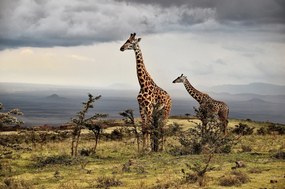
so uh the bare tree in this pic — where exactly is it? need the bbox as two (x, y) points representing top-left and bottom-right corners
(84, 116), (107, 153)
(119, 109), (141, 153)
(71, 94), (106, 157)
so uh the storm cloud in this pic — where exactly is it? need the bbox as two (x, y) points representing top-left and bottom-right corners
(0, 0), (284, 50)
(117, 0), (285, 24)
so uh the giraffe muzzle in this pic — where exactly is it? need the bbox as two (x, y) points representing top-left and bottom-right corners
(120, 47), (125, 51)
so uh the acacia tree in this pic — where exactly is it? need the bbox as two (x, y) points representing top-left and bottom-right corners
(181, 104), (237, 187)
(120, 105), (166, 153)
(119, 109), (141, 153)
(71, 94), (107, 157)
(84, 116), (107, 153)
(0, 103), (24, 129)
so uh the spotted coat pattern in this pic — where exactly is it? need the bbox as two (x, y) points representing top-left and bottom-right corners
(120, 33), (172, 150)
(173, 74), (229, 133)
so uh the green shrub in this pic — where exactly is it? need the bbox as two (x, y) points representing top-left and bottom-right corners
(80, 148), (92, 156)
(273, 151), (285, 160)
(219, 175), (242, 186)
(257, 123), (285, 135)
(0, 178), (33, 189)
(0, 160), (12, 177)
(165, 123), (182, 136)
(219, 144), (233, 153)
(59, 181), (80, 189)
(110, 129), (124, 140)
(95, 176), (122, 189)
(33, 154), (73, 168)
(175, 124), (235, 155)
(181, 171), (198, 184)
(257, 127), (268, 135)
(248, 167), (263, 174)
(241, 145), (252, 152)
(232, 123), (254, 135)
(151, 179), (180, 189)
(170, 105), (236, 156)
(267, 123), (285, 135)
(219, 171), (250, 186)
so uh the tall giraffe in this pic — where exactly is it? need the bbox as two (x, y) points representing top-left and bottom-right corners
(173, 74), (229, 133)
(120, 33), (172, 151)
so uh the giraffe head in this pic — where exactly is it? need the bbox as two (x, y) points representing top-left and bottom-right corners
(172, 74), (187, 83)
(120, 33), (141, 51)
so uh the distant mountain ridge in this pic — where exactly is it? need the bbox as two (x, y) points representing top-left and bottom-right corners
(46, 94), (68, 101)
(210, 82), (285, 95)
(1, 82), (285, 125)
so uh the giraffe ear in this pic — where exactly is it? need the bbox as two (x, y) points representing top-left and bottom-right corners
(138, 38), (141, 42)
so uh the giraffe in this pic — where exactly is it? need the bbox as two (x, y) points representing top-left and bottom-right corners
(172, 74), (229, 133)
(120, 33), (172, 151)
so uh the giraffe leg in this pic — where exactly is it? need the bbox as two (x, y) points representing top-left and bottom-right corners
(218, 109), (229, 135)
(139, 108), (147, 151)
(138, 104), (151, 152)
(160, 103), (171, 151)
(145, 108), (152, 152)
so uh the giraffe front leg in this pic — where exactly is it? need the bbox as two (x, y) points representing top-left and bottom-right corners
(222, 119), (228, 135)
(218, 109), (229, 135)
(144, 115), (152, 153)
(138, 105), (150, 152)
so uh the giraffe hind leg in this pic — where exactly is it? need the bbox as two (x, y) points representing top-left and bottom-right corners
(218, 110), (229, 135)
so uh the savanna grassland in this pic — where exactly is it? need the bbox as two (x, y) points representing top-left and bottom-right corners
(0, 118), (285, 189)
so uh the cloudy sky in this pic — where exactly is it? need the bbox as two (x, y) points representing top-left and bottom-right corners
(0, 0), (284, 91)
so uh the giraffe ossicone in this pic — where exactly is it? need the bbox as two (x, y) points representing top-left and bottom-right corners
(120, 33), (172, 151)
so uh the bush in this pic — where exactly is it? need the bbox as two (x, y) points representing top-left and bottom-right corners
(181, 171), (198, 184)
(59, 181), (80, 189)
(241, 145), (252, 152)
(0, 178), (33, 189)
(257, 127), (268, 135)
(0, 103), (24, 128)
(151, 180), (179, 189)
(175, 123), (235, 155)
(170, 105), (236, 155)
(110, 129), (124, 140)
(267, 123), (285, 135)
(33, 154), (73, 168)
(273, 151), (285, 160)
(178, 133), (203, 154)
(257, 124), (285, 135)
(165, 123), (182, 136)
(95, 176), (122, 189)
(248, 167), (263, 174)
(181, 156), (214, 187)
(219, 175), (242, 186)
(232, 123), (254, 135)
(80, 148), (92, 156)
(219, 144), (233, 153)
(219, 171), (250, 186)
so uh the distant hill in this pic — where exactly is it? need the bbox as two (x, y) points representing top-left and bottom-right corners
(210, 83), (285, 95)
(1, 82), (285, 124)
(46, 94), (68, 101)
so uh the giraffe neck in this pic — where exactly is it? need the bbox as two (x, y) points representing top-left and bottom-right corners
(134, 46), (156, 89)
(183, 79), (206, 104)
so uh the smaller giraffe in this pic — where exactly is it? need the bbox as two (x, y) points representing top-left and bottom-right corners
(173, 74), (229, 133)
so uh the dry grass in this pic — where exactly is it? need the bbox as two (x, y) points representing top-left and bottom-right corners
(0, 119), (285, 188)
